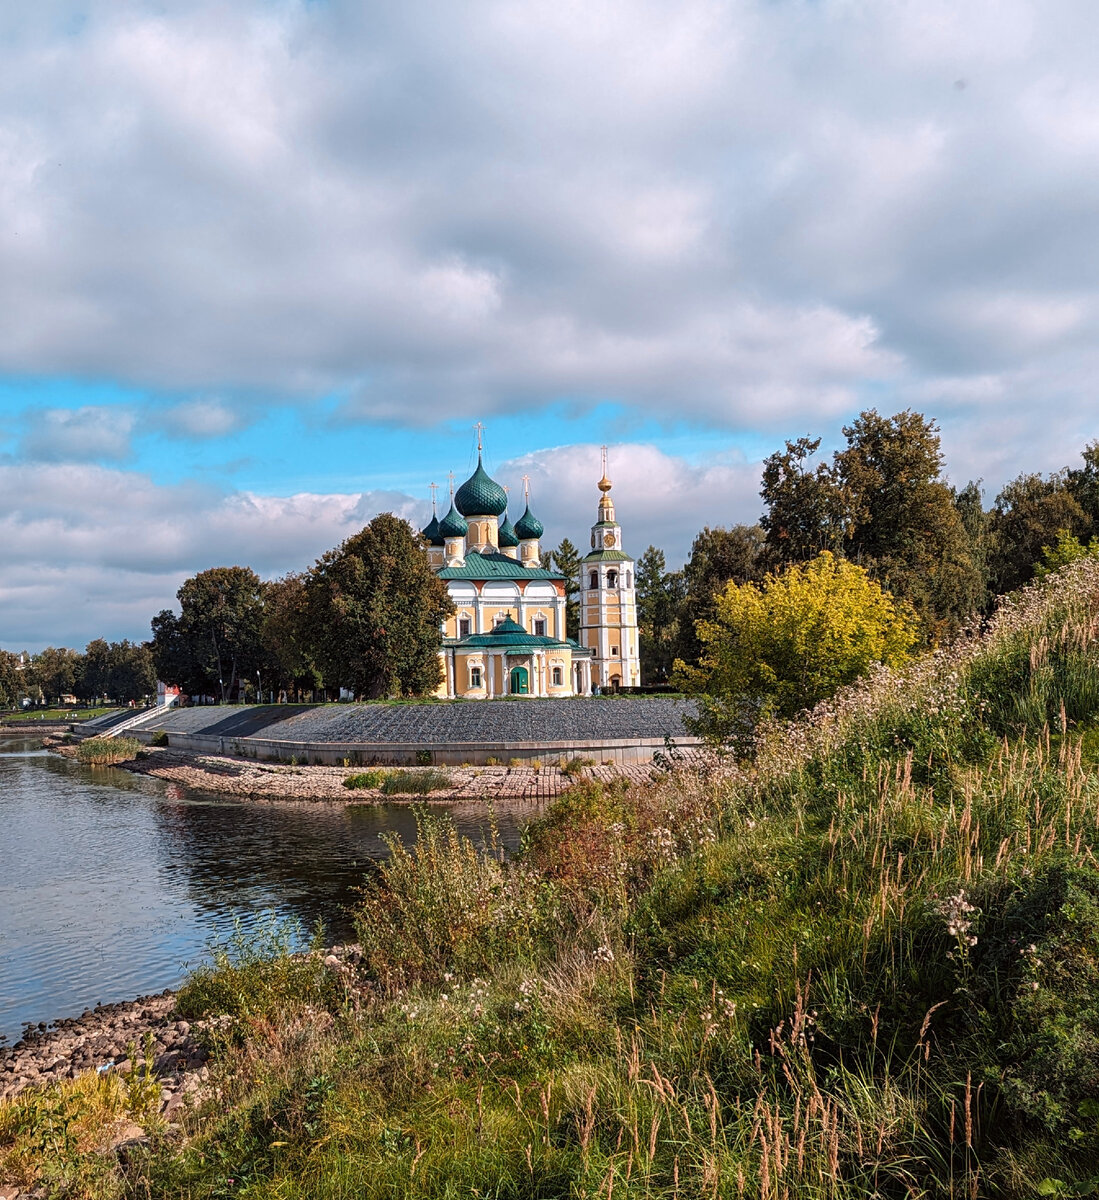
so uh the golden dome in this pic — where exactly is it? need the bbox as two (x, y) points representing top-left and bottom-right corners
(597, 474), (613, 493)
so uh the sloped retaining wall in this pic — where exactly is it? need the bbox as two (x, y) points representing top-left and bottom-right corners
(131, 729), (699, 767)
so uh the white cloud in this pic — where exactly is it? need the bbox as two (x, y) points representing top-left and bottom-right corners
(0, 0), (1094, 441)
(157, 397), (251, 438)
(20, 407), (135, 462)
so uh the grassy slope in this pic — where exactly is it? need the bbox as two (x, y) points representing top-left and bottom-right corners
(7, 560), (1099, 1198)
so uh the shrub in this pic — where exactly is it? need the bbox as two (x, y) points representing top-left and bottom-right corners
(76, 736), (140, 765)
(344, 769), (388, 790)
(415, 748), (433, 766)
(150, 730), (169, 746)
(380, 769), (449, 795)
(561, 756), (594, 778)
(176, 917), (337, 1021)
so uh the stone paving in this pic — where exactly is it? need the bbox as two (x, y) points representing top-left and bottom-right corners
(128, 697), (696, 745)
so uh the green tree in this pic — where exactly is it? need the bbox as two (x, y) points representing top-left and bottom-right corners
(952, 480), (991, 611)
(834, 410), (983, 637)
(674, 525), (765, 668)
(108, 641), (156, 703)
(151, 566), (266, 701)
(32, 646), (81, 705)
(304, 514), (453, 699)
(261, 573), (321, 699)
(1066, 441), (1099, 529)
(551, 538), (581, 639)
(988, 473), (1089, 595)
(760, 437), (850, 565)
(1034, 530), (1099, 580)
(0, 650), (25, 707)
(79, 638), (112, 702)
(636, 546), (686, 684)
(676, 551), (918, 739)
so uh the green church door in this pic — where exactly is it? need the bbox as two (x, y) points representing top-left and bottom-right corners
(510, 666), (529, 695)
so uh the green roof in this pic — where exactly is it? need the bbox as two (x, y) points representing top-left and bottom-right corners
(439, 550), (563, 581)
(421, 513), (444, 546)
(581, 549), (632, 563)
(455, 455), (508, 517)
(449, 615), (570, 649)
(514, 503), (544, 540)
(439, 502), (468, 538)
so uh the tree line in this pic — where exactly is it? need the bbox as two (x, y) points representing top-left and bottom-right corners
(0, 640), (155, 708)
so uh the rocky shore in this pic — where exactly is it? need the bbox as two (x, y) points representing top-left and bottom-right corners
(45, 737), (663, 804)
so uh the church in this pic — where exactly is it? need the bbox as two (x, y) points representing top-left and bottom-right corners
(421, 447), (641, 699)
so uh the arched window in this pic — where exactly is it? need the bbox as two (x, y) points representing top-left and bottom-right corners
(589, 571), (598, 590)
(626, 570), (632, 588)
(534, 616), (547, 637)
(608, 570), (618, 588)
(551, 666), (563, 686)
(458, 615), (471, 638)
(470, 666), (482, 688)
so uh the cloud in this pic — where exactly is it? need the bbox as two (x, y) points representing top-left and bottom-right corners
(156, 397), (252, 439)
(0, 442), (763, 649)
(20, 406), (135, 462)
(0, 0), (1095, 445)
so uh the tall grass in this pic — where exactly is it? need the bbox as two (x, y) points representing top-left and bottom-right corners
(14, 557), (1099, 1198)
(76, 735), (140, 765)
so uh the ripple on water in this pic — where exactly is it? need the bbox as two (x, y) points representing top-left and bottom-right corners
(0, 734), (520, 1043)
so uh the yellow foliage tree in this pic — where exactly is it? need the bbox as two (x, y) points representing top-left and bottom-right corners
(675, 551), (918, 734)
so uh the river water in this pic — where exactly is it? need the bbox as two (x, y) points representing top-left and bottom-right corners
(0, 733), (521, 1045)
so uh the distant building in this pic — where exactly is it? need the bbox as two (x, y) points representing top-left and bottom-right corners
(422, 445), (640, 698)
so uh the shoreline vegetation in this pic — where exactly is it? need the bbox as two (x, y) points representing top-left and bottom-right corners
(6, 558), (1099, 1196)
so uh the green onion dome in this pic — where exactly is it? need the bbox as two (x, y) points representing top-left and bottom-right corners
(455, 455), (508, 517)
(514, 503), (544, 540)
(421, 513), (444, 546)
(497, 514), (519, 548)
(438, 501), (468, 538)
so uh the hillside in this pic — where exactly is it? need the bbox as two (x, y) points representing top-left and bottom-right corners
(6, 557), (1099, 1198)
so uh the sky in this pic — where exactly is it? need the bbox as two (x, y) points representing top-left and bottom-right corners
(2, 0), (1098, 651)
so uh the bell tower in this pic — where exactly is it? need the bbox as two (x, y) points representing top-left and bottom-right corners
(578, 448), (640, 691)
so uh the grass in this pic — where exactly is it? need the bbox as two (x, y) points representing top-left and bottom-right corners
(11, 557), (1099, 1197)
(3, 706), (114, 722)
(76, 736), (141, 765)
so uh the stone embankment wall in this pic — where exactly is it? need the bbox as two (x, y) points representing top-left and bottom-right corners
(80, 697), (701, 767)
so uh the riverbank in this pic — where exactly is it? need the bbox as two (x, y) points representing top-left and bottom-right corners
(44, 736), (665, 804)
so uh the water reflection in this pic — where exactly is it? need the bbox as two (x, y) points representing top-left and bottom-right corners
(0, 734), (522, 1043)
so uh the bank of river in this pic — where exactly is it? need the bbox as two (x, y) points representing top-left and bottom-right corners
(0, 733), (523, 1047)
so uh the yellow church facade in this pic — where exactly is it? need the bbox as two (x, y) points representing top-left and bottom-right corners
(421, 449), (640, 699)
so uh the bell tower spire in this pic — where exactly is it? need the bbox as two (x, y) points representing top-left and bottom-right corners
(578, 448), (640, 690)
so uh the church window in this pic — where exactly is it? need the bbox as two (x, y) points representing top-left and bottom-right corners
(534, 618), (546, 637)
(470, 666), (482, 688)
(458, 616), (471, 638)
(589, 571), (598, 589)
(626, 570), (632, 588)
(552, 666), (563, 686)
(611, 646), (619, 655)
(608, 570), (618, 588)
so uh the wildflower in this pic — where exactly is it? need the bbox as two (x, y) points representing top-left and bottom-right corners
(593, 945), (615, 964)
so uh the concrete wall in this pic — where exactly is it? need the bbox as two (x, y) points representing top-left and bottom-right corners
(131, 728), (701, 766)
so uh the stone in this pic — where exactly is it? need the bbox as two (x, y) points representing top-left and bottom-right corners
(108, 1122), (147, 1151)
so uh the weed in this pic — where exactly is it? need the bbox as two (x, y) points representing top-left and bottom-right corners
(344, 768), (388, 790)
(76, 736), (140, 765)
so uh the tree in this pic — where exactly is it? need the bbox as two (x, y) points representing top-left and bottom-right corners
(261, 573), (321, 699)
(0, 650), (24, 707)
(304, 513), (453, 699)
(108, 641), (155, 703)
(675, 551), (918, 739)
(551, 538), (581, 640)
(1034, 530), (1099, 580)
(79, 638), (112, 701)
(833, 411), (983, 637)
(33, 646), (81, 705)
(952, 480), (991, 612)
(151, 566), (266, 701)
(636, 546), (686, 684)
(1066, 441), (1099, 529)
(988, 473), (1089, 596)
(673, 525), (765, 668)
(760, 437), (850, 565)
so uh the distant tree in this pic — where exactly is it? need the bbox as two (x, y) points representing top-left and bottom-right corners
(551, 538), (582, 639)
(79, 638), (113, 701)
(636, 546), (687, 684)
(760, 437), (850, 565)
(304, 514), (453, 699)
(33, 646), (81, 705)
(261, 573), (321, 699)
(108, 641), (156, 703)
(988, 473), (1089, 596)
(676, 551), (918, 741)
(0, 650), (24, 707)
(1066, 441), (1099, 529)
(952, 480), (991, 611)
(151, 566), (266, 701)
(673, 525), (765, 668)
(834, 411), (983, 637)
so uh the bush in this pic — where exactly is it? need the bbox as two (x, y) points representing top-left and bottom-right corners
(76, 736), (140, 765)
(380, 769), (450, 795)
(150, 730), (169, 746)
(344, 769), (388, 790)
(176, 917), (337, 1021)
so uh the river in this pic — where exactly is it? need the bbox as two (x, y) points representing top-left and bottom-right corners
(0, 732), (522, 1045)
